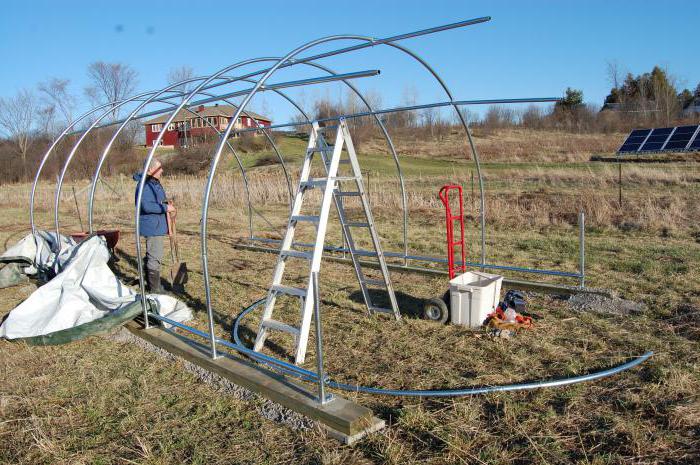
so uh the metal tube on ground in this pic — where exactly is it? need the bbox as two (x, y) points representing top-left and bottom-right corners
(230, 302), (653, 398)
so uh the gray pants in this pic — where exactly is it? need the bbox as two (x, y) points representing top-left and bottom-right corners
(144, 235), (165, 272)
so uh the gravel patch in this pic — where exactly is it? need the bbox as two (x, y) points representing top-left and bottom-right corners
(106, 327), (315, 431)
(567, 293), (646, 315)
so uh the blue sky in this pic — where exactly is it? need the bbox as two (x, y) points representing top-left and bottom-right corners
(1, 0), (698, 123)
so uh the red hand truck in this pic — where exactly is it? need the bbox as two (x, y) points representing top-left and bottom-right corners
(439, 184), (466, 279)
(421, 184), (467, 324)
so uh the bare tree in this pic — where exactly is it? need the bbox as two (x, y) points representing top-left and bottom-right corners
(38, 78), (76, 130)
(0, 89), (37, 176)
(167, 65), (195, 98)
(85, 61), (138, 119)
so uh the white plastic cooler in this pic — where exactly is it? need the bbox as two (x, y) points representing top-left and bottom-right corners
(449, 271), (503, 327)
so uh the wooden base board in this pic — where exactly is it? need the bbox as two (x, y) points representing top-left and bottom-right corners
(124, 321), (384, 443)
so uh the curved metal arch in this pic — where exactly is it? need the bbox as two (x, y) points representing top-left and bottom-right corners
(270, 59), (410, 263)
(211, 56), (408, 259)
(199, 35), (383, 357)
(200, 33), (491, 360)
(30, 97), (173, 235)
(386, 41), (486, 265)
(54, 76), (290, 239)
(85, 74), (295, 237)
(135, 54), (344, 332)
(53, 89), (201, 239)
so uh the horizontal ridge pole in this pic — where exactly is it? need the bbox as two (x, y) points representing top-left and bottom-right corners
(144, 17), (492, 108)
(67, 69), (380, 135)
(231, 97), (561, 134)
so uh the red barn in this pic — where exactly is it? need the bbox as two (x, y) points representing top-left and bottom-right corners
(144, 104), (271, 148)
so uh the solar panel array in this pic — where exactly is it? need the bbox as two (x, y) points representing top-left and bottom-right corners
(617, 124), (700, 154)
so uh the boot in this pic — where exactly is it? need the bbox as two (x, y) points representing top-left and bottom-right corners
(146, 268), (162, 294)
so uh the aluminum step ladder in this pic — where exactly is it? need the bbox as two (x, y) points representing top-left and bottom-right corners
(253, 118), (401, 365)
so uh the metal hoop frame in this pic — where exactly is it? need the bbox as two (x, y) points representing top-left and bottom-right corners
(26, 18), (593, 402)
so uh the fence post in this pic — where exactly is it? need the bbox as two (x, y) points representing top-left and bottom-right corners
(579, 211), (585, 288)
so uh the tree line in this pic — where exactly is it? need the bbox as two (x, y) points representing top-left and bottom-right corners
(0, 61), (698, 183)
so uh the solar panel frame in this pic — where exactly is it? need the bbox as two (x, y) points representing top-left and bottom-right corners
(688, 126), (700, 151)
(617, 125), (700, 155)
(639, 127), (674, 152)
(617, 128), (651, 153)
(663, 125), (699, 151)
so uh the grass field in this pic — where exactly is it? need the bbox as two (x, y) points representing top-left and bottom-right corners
(1, 129), (699, 464)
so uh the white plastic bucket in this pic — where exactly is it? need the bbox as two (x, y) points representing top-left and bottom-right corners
(449, 271), (503, 327)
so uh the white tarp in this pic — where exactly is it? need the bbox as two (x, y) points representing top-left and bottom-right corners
(0, 232), (192, 339)
(0, 230), (75, 275)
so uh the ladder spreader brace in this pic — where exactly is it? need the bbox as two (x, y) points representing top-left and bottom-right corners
(253, 118), (401, 365)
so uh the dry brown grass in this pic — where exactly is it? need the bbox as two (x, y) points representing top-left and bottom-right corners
(2, 129), (699, 463)
(361, 127), (626, 162)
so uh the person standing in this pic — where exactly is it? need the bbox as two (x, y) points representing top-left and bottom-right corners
(133, 158), (175, 293)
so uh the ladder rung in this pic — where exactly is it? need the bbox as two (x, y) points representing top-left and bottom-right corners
(280, 249), (312, 260)
(301, 177), (357, 189)
(300, 178), (328, 188)
(354, 250), (378, 257)
(316, 125), (338, 132)
(362, 278), (387, 287)
(336, 191), (361, 197)
(291, 215), (320, 223)
(262, 319), (300, 335)
(271, 285), (307, 297)
(308, 147), (334, 153)
(345, 222), (370, 228)
(369, 306), (395, 315)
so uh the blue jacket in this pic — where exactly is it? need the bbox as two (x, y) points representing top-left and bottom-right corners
(133, 173), (168, 236)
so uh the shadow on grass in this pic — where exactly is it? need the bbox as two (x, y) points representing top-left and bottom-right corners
(348, 289), (426, 319)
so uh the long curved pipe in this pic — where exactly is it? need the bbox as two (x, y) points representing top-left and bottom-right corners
(44, 72), (292, 239)
(230, 300), (653, 397)
(30, 99), (172, 236)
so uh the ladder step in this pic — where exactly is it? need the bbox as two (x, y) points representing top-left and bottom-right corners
(353, 250), (378, 258)
(262, 319), (300, 335)
(362, 278), (387, 287)
(316, 125), (338, 132)
(336, 191), (361, 197)
(300, 178), (328, 188)
(369, 306), (395, 315)
(345, 222), (370, 228)
(301, 177), (358, 189)
(308, 147), (334, 153)
(271, 285), (307, 297)
(291, 215), (320, 223)
(280, 249), (312, 260)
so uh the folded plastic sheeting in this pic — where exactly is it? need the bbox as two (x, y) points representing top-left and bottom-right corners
(0, 233), (192, 340)
(0, 230), (75, 276)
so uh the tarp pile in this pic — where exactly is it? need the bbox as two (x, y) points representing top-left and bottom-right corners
(0, 231), (192, 344)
